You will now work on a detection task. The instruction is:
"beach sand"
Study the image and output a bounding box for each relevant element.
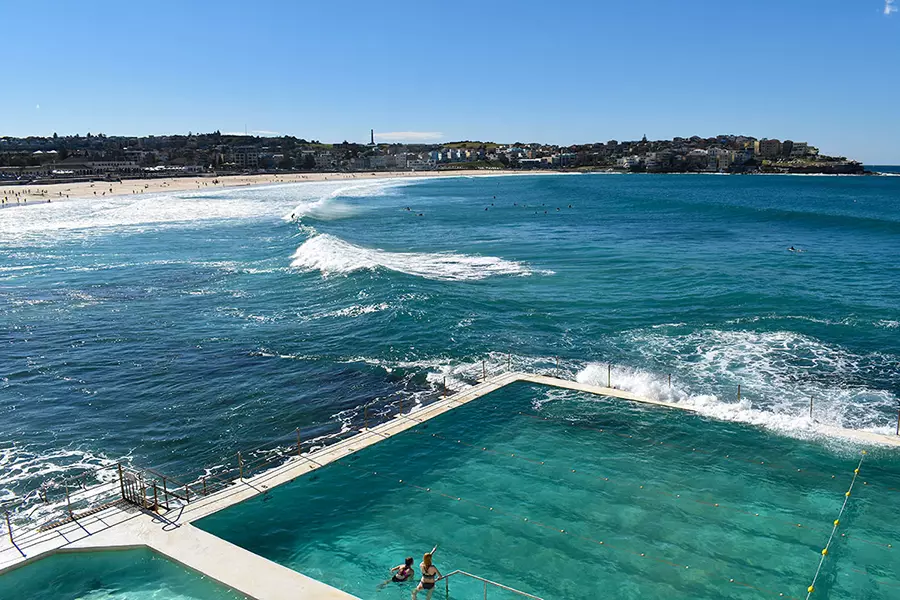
[0,169,536,206]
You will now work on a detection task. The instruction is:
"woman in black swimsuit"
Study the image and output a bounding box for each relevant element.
[411,552,441,600]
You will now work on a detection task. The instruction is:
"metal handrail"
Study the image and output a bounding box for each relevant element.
[441,569,544,599]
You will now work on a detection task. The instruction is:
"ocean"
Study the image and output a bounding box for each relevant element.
[1,172,899,520]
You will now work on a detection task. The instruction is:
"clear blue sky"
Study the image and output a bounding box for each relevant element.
[2,0,899,163]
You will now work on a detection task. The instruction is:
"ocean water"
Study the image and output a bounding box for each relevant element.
[0,548,244,599]
[196,382,900,600]
[1,173,898,521]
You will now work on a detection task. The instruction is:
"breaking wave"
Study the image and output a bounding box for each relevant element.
[572,328,899,442]
[290,233,549,281]
[282,179,406,222]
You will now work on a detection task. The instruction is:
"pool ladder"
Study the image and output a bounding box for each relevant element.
[442,570,544,599]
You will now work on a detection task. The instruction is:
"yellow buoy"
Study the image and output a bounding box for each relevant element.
[808,585,815,593]
[834,519,840,526]
[821,548,828,556]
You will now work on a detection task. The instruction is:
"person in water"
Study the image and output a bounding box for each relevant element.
[378,556,415,590]
[392,557,414,582]
[411,552,441,599]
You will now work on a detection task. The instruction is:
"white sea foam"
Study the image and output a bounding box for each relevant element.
[0,445,127,524]
[318,303,391,318]
[570,328,899,442]
[290,233,547,281]
[0,179,406,244]
[282,179,406,222]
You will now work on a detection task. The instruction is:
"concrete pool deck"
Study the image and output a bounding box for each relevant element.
[2,370,898,598]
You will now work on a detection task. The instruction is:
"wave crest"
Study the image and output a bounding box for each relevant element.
[290,233,549,281]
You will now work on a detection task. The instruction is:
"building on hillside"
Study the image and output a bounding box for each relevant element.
[754,138,782,158]
[790,142,810,157]
[232,146,259,169]
[551,153,577,167]
[616,156,642,169]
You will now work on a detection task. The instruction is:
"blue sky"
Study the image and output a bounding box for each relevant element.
[2,0,899,162]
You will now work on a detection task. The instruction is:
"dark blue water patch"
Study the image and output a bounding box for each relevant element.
[1,173,899,515]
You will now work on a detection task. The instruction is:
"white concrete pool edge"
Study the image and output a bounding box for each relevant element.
[1,370,898,599]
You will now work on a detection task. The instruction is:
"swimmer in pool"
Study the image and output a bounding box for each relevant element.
[392,557,415,582]
[377,556,415,590]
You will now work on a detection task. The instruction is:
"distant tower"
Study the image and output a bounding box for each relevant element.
[370,129,375,145]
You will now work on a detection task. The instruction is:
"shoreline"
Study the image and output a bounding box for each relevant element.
[2,167,894,209]
[0,170,546,207]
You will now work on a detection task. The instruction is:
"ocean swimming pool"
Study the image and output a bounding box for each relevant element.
[0,548,245,600]
[196,382,900,600]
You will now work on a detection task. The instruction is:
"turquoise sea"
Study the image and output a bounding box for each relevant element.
[1,171,899,596]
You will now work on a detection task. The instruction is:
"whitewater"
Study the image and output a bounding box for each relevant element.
[2,171,899,519]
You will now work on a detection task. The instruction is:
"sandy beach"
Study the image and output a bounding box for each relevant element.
[0,169,535,206]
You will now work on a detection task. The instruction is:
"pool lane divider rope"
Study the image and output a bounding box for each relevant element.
[336,460,800,600]
[804,451,866,598]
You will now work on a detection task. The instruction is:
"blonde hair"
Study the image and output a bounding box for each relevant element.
[423,553,433,567]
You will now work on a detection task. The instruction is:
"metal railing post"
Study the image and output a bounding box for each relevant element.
[482,360,486,380]
[737,384,741,402]
[238,452,244,480]
[185,484,191,504]
[203,476,208,495]
[5,511,12,545]
[152,483,159,511]
[555,356,559,377]
[443,377,447,397]
[117,463,125,500]
[810,397,814,420]
[607,364,611,388]
[296,428,302,456]
[65,484,73,518]
[668,373,671,389]
[507,352,511,371]
[364,405,369,430]
[140,473,148,509]
[162,477,169,509]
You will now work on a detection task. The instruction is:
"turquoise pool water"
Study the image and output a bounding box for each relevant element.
[197,383,900,600]
[0,548,245,599]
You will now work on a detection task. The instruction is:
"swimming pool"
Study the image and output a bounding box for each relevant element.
[0,548,245,600]
[196,382,900,599]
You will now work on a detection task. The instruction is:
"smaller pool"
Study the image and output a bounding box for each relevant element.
[0,548,245,600]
